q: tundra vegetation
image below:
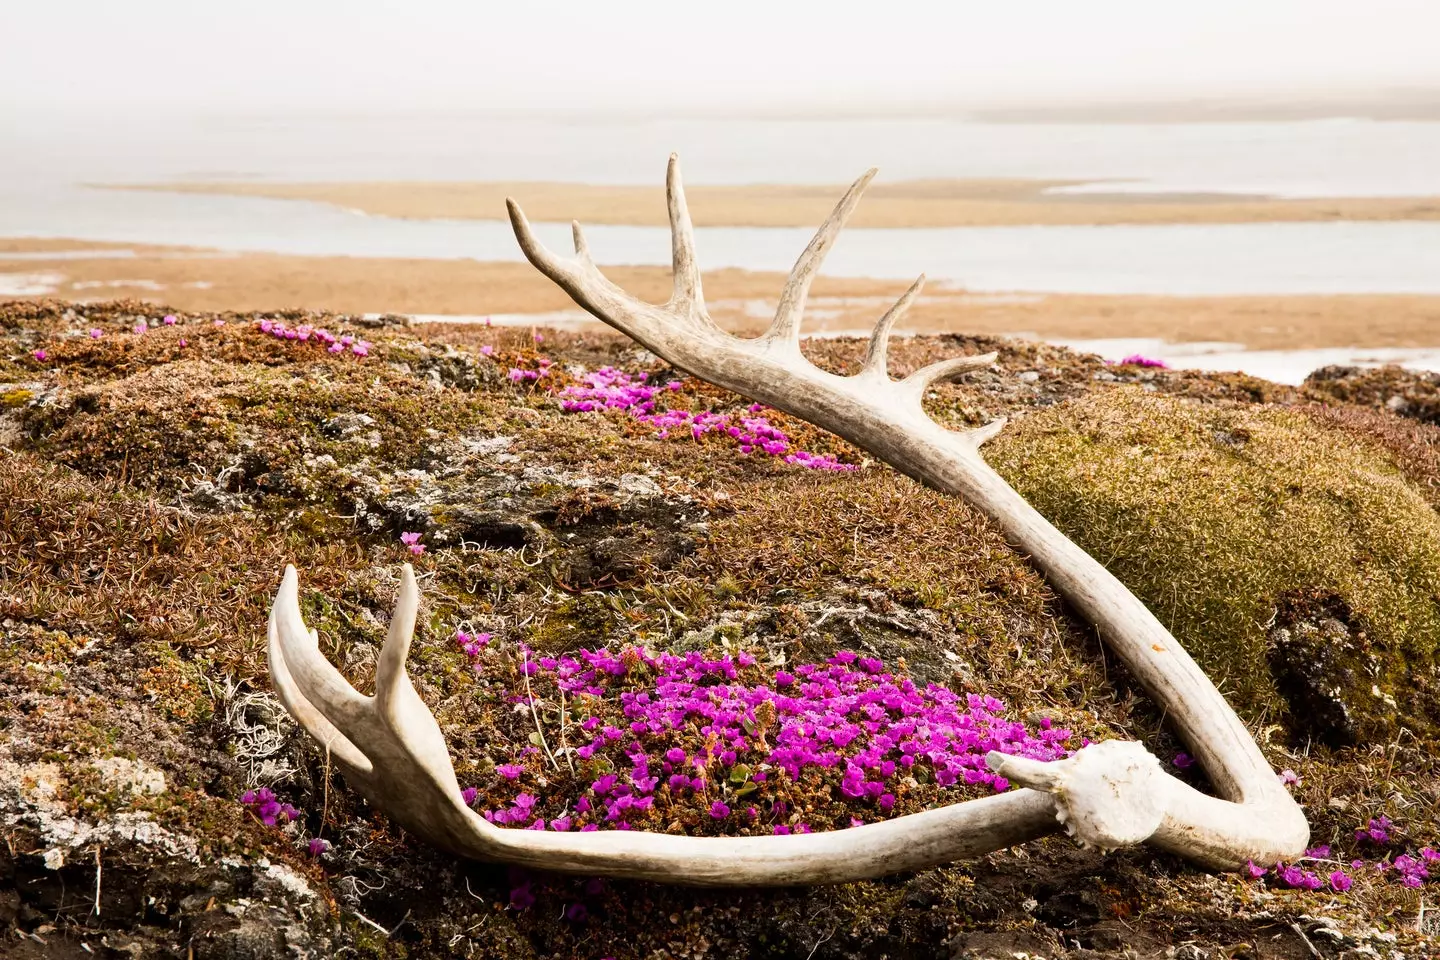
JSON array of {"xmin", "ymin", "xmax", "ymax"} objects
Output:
[{"xmin": 2, "ymin": 298, "xmax": 1438, "ymax": 957}]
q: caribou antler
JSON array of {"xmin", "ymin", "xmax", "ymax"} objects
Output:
[{"xmin": 267, "ymin": 156, "xmax": 1307, "ymax": 883}]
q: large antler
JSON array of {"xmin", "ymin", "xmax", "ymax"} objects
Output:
[{"xmin": 267, "ymin": 156, "xmax": 1306, "ymax": 883}]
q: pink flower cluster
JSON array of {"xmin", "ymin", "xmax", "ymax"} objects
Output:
[
  {"xmin": 466, "ymin": 643, "xmax": 1072, "ymax": 833},
  {"xmin": 240, "ymin": 787, "xmax": 300, "ymax": 826},
  {"xmin": 400, "ymin": 531, "xmax": 425, "ymax": 556},
  {"xmin": 1244, "ymin": 818, "xmax": 1440, "ymax": 893},
  {"xmin": 1113, "ymin": 354, "xmax": 1168, "ymax": 369},
  {"xmin": 456, "ymin": 629, "xmax": 491, "ymax": 659},
  {"xmin": 558, "ymin": 367, "xmax": 856, "ymax": 471},
  {"xmin": 508, "ymin": 357, "xmax": 553, "ymax": 383},
  {"xmin": 256, "ymin": 319, "xmax": 371, "ymax": 357}
]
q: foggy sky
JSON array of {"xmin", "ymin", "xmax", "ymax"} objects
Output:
[{"xmin": 6, "ymin": 0, "xmax": 1440, "ymax": 114}]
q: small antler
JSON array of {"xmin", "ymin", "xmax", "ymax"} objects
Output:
[{"xmin": 267, "ymin": 156, "xmax": 1306, "ymax": 884}]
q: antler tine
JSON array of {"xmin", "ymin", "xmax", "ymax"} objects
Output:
[
  {"xmin": 764, "ymin": 168, "xmax": 877, "ymax": 349},
  {"xmin": 666, "ymin": 153, "xmax": 706, "ymax": 316},
  {"xmin": 861, "ymin": 274, "xmax": 926, "ymax": 379},
  {"xmin": 964, "ymin": 416, "xmax": 1009, "ymax": 449},
  {"xmin": 267, "ymin": 566, "xmax": 374, "ymax": 774},
  {"xmin": 374, "ymin": 563, "xmax": 419, "ymax": 727},
  {"xmin": 571, "ymin": 220, "xmax": 594, "ymax": 263}
]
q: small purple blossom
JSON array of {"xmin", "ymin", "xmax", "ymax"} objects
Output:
[
  {"xmin": 240, "ymin": 787, "xmax": 300, "ymax": 827},
  {"xmin": 1172, "ymin": 752, "xmax": 1194, "ymax": 770},
  {"xmin": 1355, "ymin": 816, "xmax": 1392, "ymax": 845},
  {"xmin": 1115, "ymin": 354, "xmax": 1167, "ymax": 369},
  {"xmin": 306, "ymin": 838, "xmax": 330, "ymax": 857}
]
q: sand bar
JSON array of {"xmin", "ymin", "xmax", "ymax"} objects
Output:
[
  {"xmin": 4, "ymin": 240, "xmax": 1439, "ymax": 352},
  {"xmin": 106, "ymin": 180, "xmax": 1440, "ymax": 228}
]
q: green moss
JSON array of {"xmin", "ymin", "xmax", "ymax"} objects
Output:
[
  {"xmin": 1, "ymin": 388, "xmax": 33, "ymax": 408},
  {"xmin": 988, "ymin": 388, "xmax": 1440, "ymax": 736}
]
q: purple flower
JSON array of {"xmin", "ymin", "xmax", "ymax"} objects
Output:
[
  {"xmin": 1328, "ymin": 869, "xmax": 1353, "ymax": 891},
  {"xmin": 1116, "ymin": 354, "xmax": 1167, "ymax": 369},
  {"xmin": 1355, "ymin": 816, "xmax": 1391, "ymax": 844},
  {"xmin": 461, "ymin": 786, "xmax": 478, "ymax": 806},
  {"xmin": 32, "ymin": 349, "xmax": 47, "ymax": 362},
  {"xmin": 708, "ymin": 801, "xmax": 730, "ymax": 819},
  {"xmin": 88, "ymin": 328, "xmax": 103, "ymax": 339},
  {"xmin": 1172, "ymin": 752, "xmax": 1195, "ymax": 770},
  {"xmin": 509, "ymin": 884, "xmax": 535, "ymax": 910},
  {"xmin": 163, "ymin": 314, "xmax": 177, "ymax": 326},
  {"xmin": 307, "ymin": 838, "xmax": 330, "ymax": 857},
  {"xmin": 564, "ymin": 903, "xmax": 588, "ymax": 922},
  {"xmin": 1244, "ymin": 860, "xmax": 1267, "ymax": 880},
  {"xmin": 1278, "ymin": 769, "xmax": 1300, "ymax": 787},
  {"xmin": 497, "ymin": 764, "xmax": 524, "ymax": 781}
]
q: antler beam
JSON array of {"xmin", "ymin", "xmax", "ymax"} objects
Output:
[{"xmin": 267, "ymin": 156, "xmax": 1308, "ymax": 884}]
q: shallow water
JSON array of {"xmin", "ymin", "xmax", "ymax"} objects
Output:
[
  {"xmin": 6, "ymin": 113, "xmax": 1440, "ymax": 295},
  {"xmin": 1046, "ymin": 337, "xmax": 1440, "ymax": 385},
  {"xmin": 5, "ymin": 186, "xmax": 1440, "ymax": 295}
]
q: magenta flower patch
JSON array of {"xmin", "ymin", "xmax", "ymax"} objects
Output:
[
  {"xmin": 558, "ymin": 367, "xmax": 856, "ymax": 471},
  {"xmin": 240, "ymin": 787, "xmax": 300, "ymax": 826},
  {"xmin": 464, "ymin": 639, "xmax": 1072, "ymax": 834},
  {"xmin": 256, "ymin": 319, "xmax": 370, "ymax": 358}
]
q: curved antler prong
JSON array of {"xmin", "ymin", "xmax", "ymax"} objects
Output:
[
  {"xmin": 901, "ymin": 351, "xmax": 998, "ymax": 398},
  {"xmin": 765, "ymin": 167, "xmax": 877, "ymax": 347},
  {"xmin": 861, "ymin": 274, "xmax": 926, "ymax": 379},
  {"xmin": 666, "ymin": 153, "xmax": 705, "ymax": 316},
  {"xmin": 374, "ymin": 563, "xmax": 419, "ymax": 726},
  {"xmin": 571, "ymin": 220, "xmax": 593, "ymax": 262},
  {"xmin": 964, "ymin": 417, "xmax": 1009, "ymax": 450}
]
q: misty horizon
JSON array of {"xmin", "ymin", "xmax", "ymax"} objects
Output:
[{"xmin": 6, "ymin": 1, "xmax": 1440, "ymax": 115}]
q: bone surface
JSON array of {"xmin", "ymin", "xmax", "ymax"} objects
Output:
[{"xmin": 267, "ymin": 155, "xmax": 1308, "ymax": 884}]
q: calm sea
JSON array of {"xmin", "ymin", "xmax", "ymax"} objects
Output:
[{"xmin": 3, "ymin": 111, "xmax": 1440, "ymax": 294}]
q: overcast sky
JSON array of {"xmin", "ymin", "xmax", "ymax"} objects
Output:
[{"xmin": 6, "ymin": 0, "xmax": 1440, "ymax": 114}]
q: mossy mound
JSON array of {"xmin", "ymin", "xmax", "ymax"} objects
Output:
[{"xmin": 989, "ymin": 388, "xmax": 1440, "ymax": 744}]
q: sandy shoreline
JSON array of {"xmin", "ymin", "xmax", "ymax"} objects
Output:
[
  {"xmin": 5, "ymin": 238, "xmax": 1439, "ymax": 352},
  {"xmin": 105, "ymin": 179, "xmax": 1440, "ymax": 228}
]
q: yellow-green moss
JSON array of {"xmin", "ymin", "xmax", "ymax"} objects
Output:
[
  {"xmin": 1, "ymin": 387, "xmax": 34, "ymax": 408},
  {"xmin": 988, "ymin": 388, "xmax": 1440, "ymax": 732}
]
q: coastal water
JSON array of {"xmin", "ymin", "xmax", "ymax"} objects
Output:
[{"xmin": 4, "ymin": 111, "xmax": 1440, "ymax": 294}]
